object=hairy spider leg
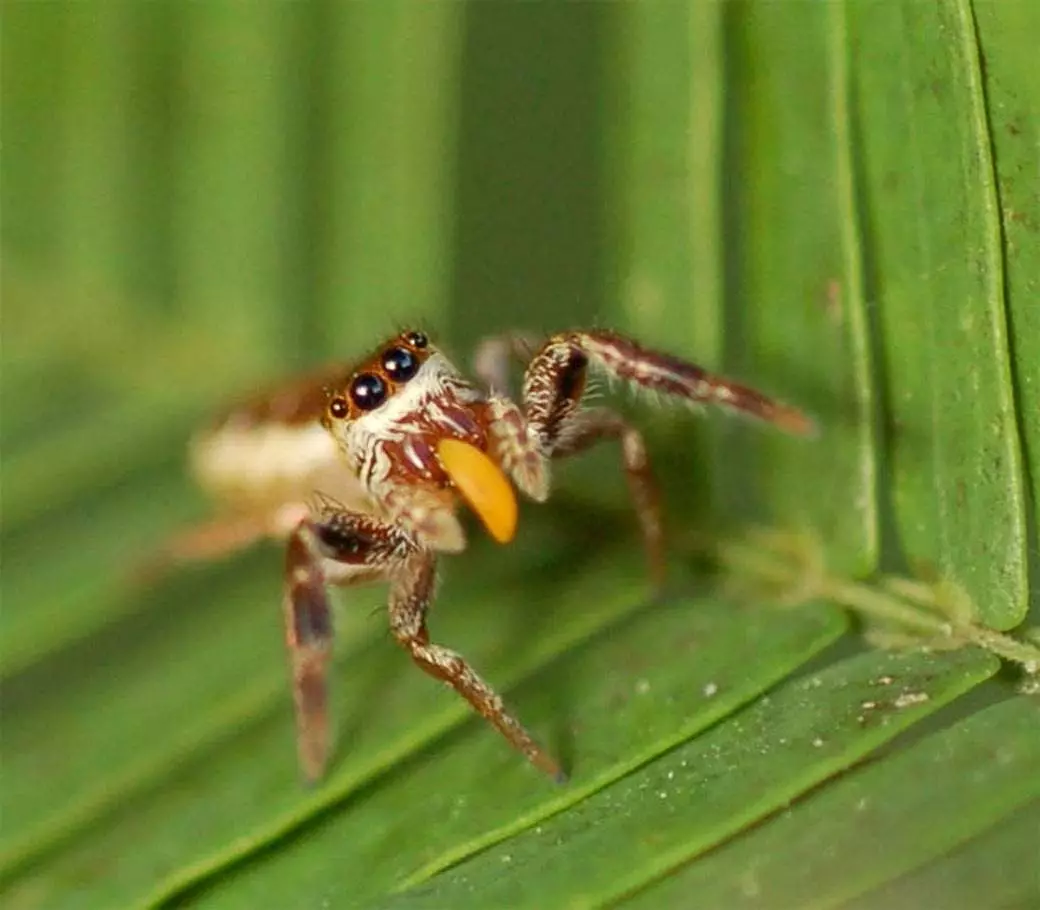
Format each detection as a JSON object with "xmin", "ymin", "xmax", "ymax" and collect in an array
[
  {"xmin": 284, "ymin": 505, "xmax": 562, "ymax": 783},
  {"xmin": 283, "ymin": 509, "xmax": 396, "ymax": 782},
  {"xmin": 476, "ymin": 333, "xmax": 665, "ymax": 584},
  {"xmin": 476, "ymin": 329, "xmax": 813, "ymax": 586},
  {"xmin": 556, "ymin": 330, "xmax": 815, "ymax": 436}
]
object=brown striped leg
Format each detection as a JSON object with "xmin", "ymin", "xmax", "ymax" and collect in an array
[
  {"xmin": 524, "ymin": 330, "xmax": 815, "ymax": 437},
  {"xmin": 283, "ymin": 509, "xmax": 416, "ymax": 782},
  {"xmin": 387, "ymin": 550, "xmax": 565, "ymax": 782},
  {"xmin": 552, "ymin": 408, "xmax": 665, "ymax": 586},
  {"xmin": 511, "ymin": 330, "xmax": 813, "ymax": 582}
]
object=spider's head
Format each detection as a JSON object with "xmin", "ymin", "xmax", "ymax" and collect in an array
[{"xmin": 321, "ymin": 329, "xmax": 518, "ymax": 545}]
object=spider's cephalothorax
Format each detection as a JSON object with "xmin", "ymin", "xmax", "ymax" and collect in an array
[{"xmin": 174, "ymin": 328, "xmax": 813, "ymax": 783}]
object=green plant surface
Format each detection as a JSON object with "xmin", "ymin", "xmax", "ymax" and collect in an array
[
  {"xmin": 850, "ymin": 0, "xmax": 1028, "ymax": 631},
  {"xmin": 839, "ymin": 799, "xmax": 1040, "ymax": 910},
  {"xmin": 165, "ymin": 593, "xmax": 845, "ymax": 909},
  {"xmin": 3, "ymin": 2, "xmax": 1038, "ymax": 909},
  {"xmin": 2, "ymin": 536, "xmax": 648, "ymax": 891},
  {"xmin": 626, "ymin": 695, "xmax": 1040, "ymax": 910},
  {"xmin": 356, "ymin": 649, "xmax": 999, "ymax": 910},
  {"xmin": 718, "ymin": 1, "xmax": 878, "ymax": 577},
  {"xmin": 972, "ymin": 1, "xmax": 1040, "ymax": 603}
]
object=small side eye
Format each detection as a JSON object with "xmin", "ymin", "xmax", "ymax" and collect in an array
[
  {"xmin": 382, "ymin": 346, "xmax": 420, "ymax": 382},
  {"xmin": 328, "ymin": 396, "xmax": 350, "ymax": 420},
  {"xmin": 349, "ymin": 373, "xmax": 388, "ymax": 411},
  {"xmin": 404, "ymin": 330, "xmax": 428, "ymax": 349}
]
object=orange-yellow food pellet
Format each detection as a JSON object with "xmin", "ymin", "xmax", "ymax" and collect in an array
[{"xmin": 436, "ymin": 439, "xmax": 518, "ymax": 544}]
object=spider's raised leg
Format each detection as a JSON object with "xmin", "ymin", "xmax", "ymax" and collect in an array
[
  {"xmin": 388, "ymin": 548, "xmax": 564, "ymax": 781},
  {"xmin": 525, "ymin": 330, "xmax": 814, "ymax": 439},
  {"xmin": 495, "ymin": 330, "xmax": 812, "ymax": 584}
]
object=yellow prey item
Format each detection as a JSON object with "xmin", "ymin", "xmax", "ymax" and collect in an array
[{"xmin": 436, "ymin": 438, "xmax": 518, "ymax": 544}]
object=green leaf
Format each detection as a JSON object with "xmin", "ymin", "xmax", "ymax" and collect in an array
[
  {"xmin": 719, "ymin": 0, "xmax": 878, "ymax": 576},
  {"xmin": 973, "ymin": 1, "xmax": 1040, "ymax": 626},
  {"xmin": 626, "ymin": 695, "xmax": 1040, "ymax": 910},
  {"xmin": 3, "ymin": 2, "xmax": 1038, "ymax": 909},
  {"xmin": 360, "ymin": 649, "xmax": 999, "ymax": 909},
  {"xmin": 169, "ymin": 594, "xmax": 845, "ymax": 908},
  {"xmin": 849, "ymin": 0, "xmax": 1028, "ymax": 630},
  {"xmin": 839, "ymin": 799, "xmax": 1040, "ymax": 910}
]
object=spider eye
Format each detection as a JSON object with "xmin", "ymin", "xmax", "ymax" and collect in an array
[
  {"xmin": 349, "ymin": 373, "xmax": 388, "ymax": 411},
  {"xmin": 404, "ymin": 330, "xmax": 428, "ymax": 349},
  {"xmin": 328, "ymin": 396, "xmax": 350, "ymax": 420},
  {"xmin": 382, "ymin": 346, "xmax": 420, "ymax": 382}
]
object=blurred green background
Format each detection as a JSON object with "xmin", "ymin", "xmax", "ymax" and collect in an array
[{"xmin": 3, "ymin": 2, "xmax": 1038, "ymax": 908}]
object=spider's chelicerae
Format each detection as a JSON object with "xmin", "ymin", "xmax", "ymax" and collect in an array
[{"xmin": 176, "ymin": 328, "xmax": 812, "ymax": 783}]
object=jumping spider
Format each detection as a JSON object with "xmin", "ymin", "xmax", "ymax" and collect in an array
[{"xmin": 173, "ymin": 328, "xmax": 812, "ymax": 783}]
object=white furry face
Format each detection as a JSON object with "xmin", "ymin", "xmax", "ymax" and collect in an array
[
  {"xmin": 321, "ymin": 335, "xmax": 489, "ymax": 496},
  {"xmin": 340, "ymin": 353, "xmax": 477, "ymax": 469}
]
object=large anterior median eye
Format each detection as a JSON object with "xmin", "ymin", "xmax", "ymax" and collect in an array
[
  {"xmin": 349, "ymin": 373, "xmax": 388, "ymax": 411},
  {"xmin": 382, "ymin": 346, "xmax": 420, "ymax": 382}
]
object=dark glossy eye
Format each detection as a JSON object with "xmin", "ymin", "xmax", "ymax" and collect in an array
[
  {"xmin": 382, "ymin": 346, "xmax": 420, "ymax": 382},
  {"xmin": 404, "ymin": 330, "xmax": 428, "ymax": 349},
  {"xmin": 328, "ymin": 396, "xmax": 350, "ymax": 420},
  {"xmin": 349, "ymin": 373, "xmax": 388, "ymax": 411}
]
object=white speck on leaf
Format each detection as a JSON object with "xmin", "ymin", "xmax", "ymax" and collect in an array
[
  {"xmin": 893, "ymin": 691, "xmax": 929, "ymax": 709},
  {"xmin": 703, "ymin": 681, "xmax": 718, "ymax": 698},
  {"xmin": 812, "ymin": 737, "xmax": 825, "ymax": 747},
  {"xmin": 635, "ymin": 678, "xmax": 651, "ymax": 695},
  {"xmin": 741, "ymin": 871, "xmax": 761, "ymax": 898}
]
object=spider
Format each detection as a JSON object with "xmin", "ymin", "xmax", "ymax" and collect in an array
[{"xmin": 171, "ymin": 328, "xmax": 812, "ymax": 783}]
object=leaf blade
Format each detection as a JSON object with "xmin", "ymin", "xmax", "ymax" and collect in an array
[
  {"xmin": 849, "ymin": 0, "xmax": 1028, "ymax": 628},
  {"xmin": 369, "ymin": 649, "xmax": 999, "ymax": 909},
  {"xmin": 170, "ymin": 595, "xmax": 846, "ymax": 909},
  {"xmin": 625, "ymin": 695, "xmax": 1040, "ymax": 910}
]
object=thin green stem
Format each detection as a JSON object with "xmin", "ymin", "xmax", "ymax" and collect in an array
[{"xmin": 696, "ymin": 531, "xmax": 1040, "ymax": 675}]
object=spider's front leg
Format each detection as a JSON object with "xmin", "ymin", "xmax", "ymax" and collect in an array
[
  {"xmin": 285, "ymin": 502, "xmax": 561, "ymax": 783},
  {"xmin": 284, "ymin": 506, "xmax": 408, "ymax": 782},
  {"xmin": 542, "ymin": 330, "xmax": 815, "ymax": 436},
  {"xmin": 480, "ymin": 329, "xmax": 813, "ymax": 587},
  {"xmin": 478, "ymin": 332, "xmax": 668, "ymax": 584},
  {"xmin": 387, "ymin": 548, "xmax": 564, "ymax": 782}
]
